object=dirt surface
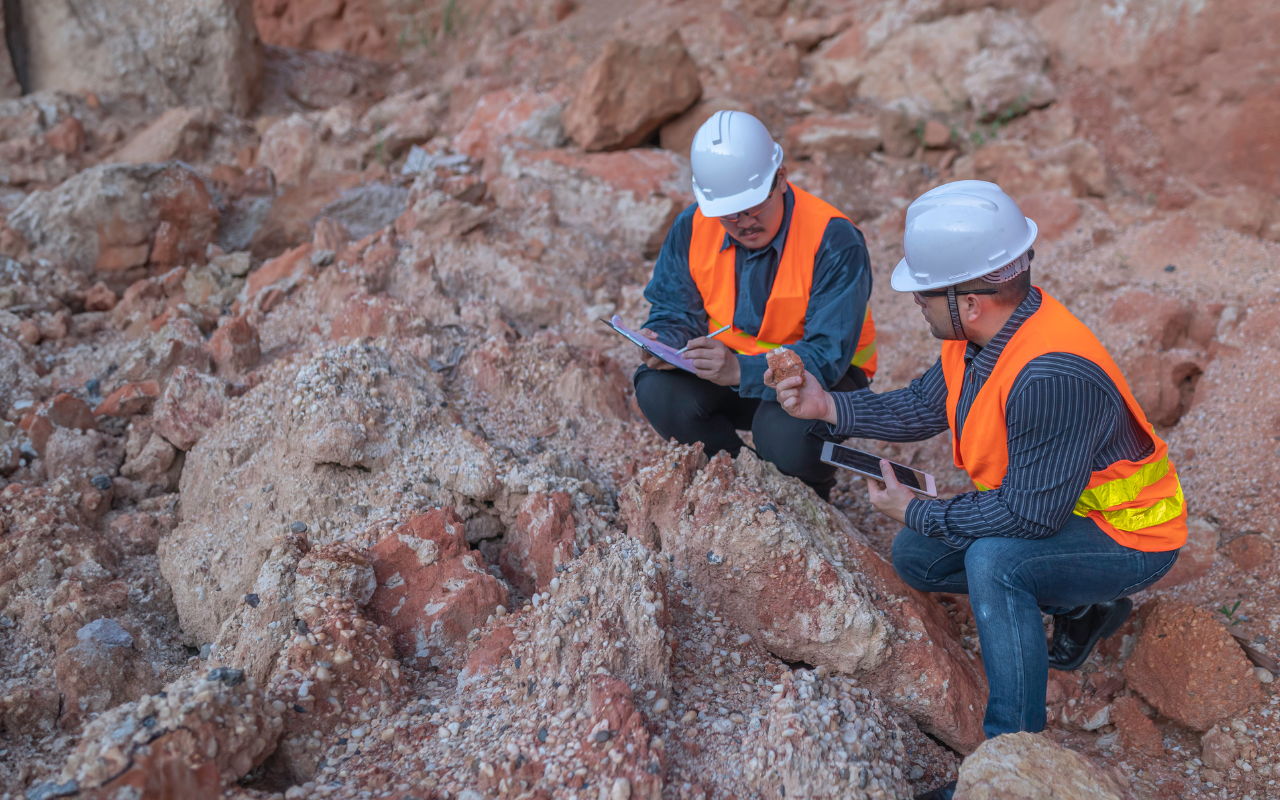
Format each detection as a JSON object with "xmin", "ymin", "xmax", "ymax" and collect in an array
[{"xmin": 0, "ymin": 0, "xmax": 1277, "ymax": 798}]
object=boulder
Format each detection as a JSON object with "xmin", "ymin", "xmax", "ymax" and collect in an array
[
  {"xmin": 152, "ymin": 366, "xmax": 228, "ymax": 451},
  {"xmin": 563, "ymin": 31, "xmax": 703, "ymax": 151},
  {"xmin": 112, "ymin": 107, "xmax": 216, "ymax": 164},
  {"xmin": 619, "ymin": 445, "xmax": 987, "ymax": 753},
  {"xmin": 21, "ymin": 0, "xmax": 261, "ymax": 115},
  {"xmin": 7, "ymin": 163, "xmax": 219, "ymax": 282},
  {"xmin": 659, "ymin": 98, "xmax": 755, "ymax": 158},
  {"xmin": 1124, "ymin": 598, "xmax": 1264, "ymax": 731},
  {"xmin": 498, "ymin": 491, "xmax": 578, "ymax": 596},
  {"xmin": 784, "ymin": 113, "xmax": 882, "ymax": 159},
  {"xmin": 954, "ymin": 732, "xmax": 1129, "ymax": 799},
  {"xmin": 814, "ymin": 9, "xmax": 1055, "ymax": 119},
  {"xmin": 52, "ymin": 668, "xmax": 281, "ymax": 796},
  {"xmin": 367, "ymin": 509, "xmax": 508, "ymax": 660}
]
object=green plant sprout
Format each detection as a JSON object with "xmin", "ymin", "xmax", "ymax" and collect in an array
[{"xmin": 1218, "ymin": 599, "xmax": 1243, "ymax": 626}]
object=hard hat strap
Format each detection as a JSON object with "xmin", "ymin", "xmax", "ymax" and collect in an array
[{"xmin": 946, "ymin": 286, "xmax": 967, "ymax": 341}]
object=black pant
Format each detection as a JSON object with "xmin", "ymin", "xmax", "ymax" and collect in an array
[{"xmin": 634, "ymin": 365, "xmax": 867, "ymax": 500}]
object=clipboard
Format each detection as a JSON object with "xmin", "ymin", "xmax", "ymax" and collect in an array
[{"xmin": 600, "ymin": 315, "xmax": 696, "ymax": 373}]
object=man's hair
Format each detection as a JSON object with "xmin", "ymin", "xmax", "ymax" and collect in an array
[{"xmin": 956, "ymin": 268, "xmax": 1031, "ymax": 308}]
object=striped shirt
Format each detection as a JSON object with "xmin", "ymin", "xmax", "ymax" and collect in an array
[{"xmin": 828, "ymin": 288, "xmax": 1154, "ymax": 544}]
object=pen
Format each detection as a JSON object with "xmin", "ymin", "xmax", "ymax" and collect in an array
[{"xmin": 676, "ymin": 325, "xmax": 732, "ymax": 354}]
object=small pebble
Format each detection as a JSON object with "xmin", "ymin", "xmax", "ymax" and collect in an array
[
  {"xmin": 1259, "ymin": 668, "xmax": 1275, "ymax": 684},
  {"xmin": 290, "ymin": 521, "xmax": 308, "ymax": 534}
]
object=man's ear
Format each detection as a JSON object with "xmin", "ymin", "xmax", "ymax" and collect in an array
[{"xmin": 963, "ymin": 294, "xmax": 984, "ymax": 323}]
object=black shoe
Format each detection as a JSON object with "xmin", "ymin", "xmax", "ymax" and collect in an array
[
  {"xmin": 914, "ymin": 780, "xmax": 956, "ymax": 800},
  {"xmin": 1046, "ymin": 599, "xmax": 1132, "ymax": 671}
]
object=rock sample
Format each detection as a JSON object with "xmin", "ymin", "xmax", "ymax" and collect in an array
[
  {"xmin": 1124, "ymin": 598, "xmax": 1264, "ymax": 730},
  {"xmin": 954, "ymin": 732, "xmax": 1129, "ymax": 799},
  {"xmin": 564, "ymin": 31, "xmax": 702, "ymax": 151},
  {"xmin": 620, "ymin": 445, "xmax": 987, "ymax": 753},
  {"xmin": 20, "ymin": 0, "xmax": 262, "ymax": 115},
  {"xmin": 765, "ymin": 347, "xmax": 806, "ymax": 386}
]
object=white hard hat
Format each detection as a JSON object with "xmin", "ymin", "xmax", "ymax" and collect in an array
[
  {"xmin": 690, "ymin": 111, "xmax": 785, "ymax": 218},
  {"xmin": 890, "ymin": 181, "xmax": 1038, "ymax": 292}
]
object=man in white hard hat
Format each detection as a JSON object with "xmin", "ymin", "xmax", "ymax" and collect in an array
[
  {"xmin": 769, "ymin": 181, "xmax": 1185, "ymax": 797},
  {"xmin": 634, "ymin": 110, "xmax": 878, "ymax": 500}
]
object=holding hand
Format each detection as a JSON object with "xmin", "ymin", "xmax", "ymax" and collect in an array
[
  {"xmin": 683, "ymin": 336, "xmax": 741, "ymax": 386},
  {"xmin": 866, "ymin": 458, "xmax": 915, "ymax": 524},
  {"xmin": 765, "ymin": 367, "xmax": 838, "ymax": 424},
  {"xmin": 638, "ymin": 329, "xmax": 676, "ymax": 371}
]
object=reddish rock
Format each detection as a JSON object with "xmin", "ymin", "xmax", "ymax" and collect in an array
[
  {"xmin": 785, "ymin": 113, "xmax": 881, "ymax": 158},
  {"xmin": 367, "ymin": 509, "xmax": 509, "ymax": 660},
  {"xmin": 458, "ymin": 625, "xmax": 515, "ymax": 689},
  {"xmin": 1110, "ymin": 695, "xmax": 1164, "ymax": 757},
  {"xmin": 152, "ymin": 367, "xmax": 228, "ymax": 451},
  {"xmin": 499, "ymin": 491, "xmax": 578, "ymax": 596},
  {"xmin": 923, "ymin": 119, "xmax": 953, "ymax": 148},
  {"xmin": 84, "ymin": 281, "xmax": 118, "ymax": 312},
  {"xmin": 55, "ymin": 618, "xmax": 160, "ymax": 728},
  {"xmin": 44, "ymin": 116, "xmax": 86, "ymax": 156},
  {"xmin": 94, "ymin": 381, "xmax": 161, "ymax": 418},
  {"xmin": 1223, "ymin": 535, "xmax": 1274, "ymax": 572},
  {"xmin": 620, "ymin": 445, "xmax": 987, "ymax": 753},
  {"xmin": 257, "ymin": 114, "xmax": 317, "ymax": 185},
  {"xmin": 49, "ymin": 393, "xmax": 98, "ymax": 432},
  {"xmin": 1199, "ymin": 726, "xmax": 1238, "ymax": 771},
  {"xmin": 245, "ymin": 242, "xmax": 314, "ymax": 302},
  {"xmin": 1017, "ymin": 192, "xmax": 1082, "ymax": 241},
  {"xmin": 563, "ymin": 31, "xmax": 703, "ymax": 151},
  {"xmin": 1124, "ymin": 598, "xmax": 1264, "ymax": 731},
  {"xmin": 781, "ymin": 15, "xmax": 851, "ymax": 51},
  {"xmin": 329, "ymin": 294, "xmax": 423, "ymax": 341},
  {"xmin": 206, "ymin": 316, "xmax": 262, "ymax": 377},
  {"xmin": 577, "ymin": 675, "xmax": 664, "ymax": 799},
  {"xmin": 455, "ymin": 89, "xmax": 568, "ymax": 162},
  {"xmin": 113, "ymin": 107, "xmax": 214, "ymax": 165},
  {"xmin": 765, "ymin": 347, "xmax": 806, "ymax": 386},
  {"xmin": 312, "ymin": 216, "xmax": 350, "ymax": 251},
  {"xmin": 954, "ymin": 732, "xmax": 1128, "ymax": 799}
]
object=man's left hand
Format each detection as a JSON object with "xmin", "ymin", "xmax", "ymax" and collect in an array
[
  {"xmin": 684, "ymin": 337, "xmax": 741, "ymax": 386},
  {"xmin": 867, "ymin": 459, "xmax": 915, "ymax": 524}
]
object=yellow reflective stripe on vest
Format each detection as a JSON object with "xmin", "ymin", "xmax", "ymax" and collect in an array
[
  {"xmin": 851, "ymin": 339, "xmax": 878, "ymax": 368},
  {"xmin": 1094, "ymin": 481, "xmax": 1185, "ymax": 531},
  {"xmin": 1073, "ymin": 457, "xmax": 1170, "ymax": 514}
]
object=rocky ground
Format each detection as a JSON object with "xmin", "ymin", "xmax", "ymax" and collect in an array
[{"xmin": 0, "ymin": 0, "xmax": 1277, "ymax": 798}]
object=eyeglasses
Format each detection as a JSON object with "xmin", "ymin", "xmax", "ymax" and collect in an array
[
  {"xmin": 719, "ymin": 173, "xmax": 782, "ymax": 223},
  {"xmin": 912, "ymin": 287, "xmax": 999, "ymax": 305}
]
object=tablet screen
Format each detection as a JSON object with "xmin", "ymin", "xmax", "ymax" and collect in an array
[{"xmin": 827, "ymin": 445, "xmax": 924, "ymax": 491}]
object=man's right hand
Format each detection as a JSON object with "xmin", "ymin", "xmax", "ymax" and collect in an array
[
  {"xmin": 639, "ymin": 328, "xmax": 676, "ymax": 370},
  {"xmin": 765, "ymin": 368, "xmax": 838, "ymax": 424}
]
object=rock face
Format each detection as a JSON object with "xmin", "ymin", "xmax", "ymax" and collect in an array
[
  {"xmin": 1124, "ymin": 598, "xmax": 1264, "ymax": 731},
  {"xmin": 563, "ymin": 31, "xmax": 703, "ymax": 151},
  {"xmin": 954, "ymin": 732, "xmax": 1129, "ymax": 799},
  {"xmin": 498, "ymin": 491, "xmax": 577, "ymax": 596},
  {"xmin": 21, "ymin": 0, "xmax": 262, "ymax": 114},
  {"xmin": 620, "ymin": 445, "xmax": 987, "ymax": 753},
  {"xmin": 813, "ymin": 9, "xmax": 1056, "ymax": 118},
  {"xmin": 7, "ymin": 163, "xmax": 219, "ymax": 283}
]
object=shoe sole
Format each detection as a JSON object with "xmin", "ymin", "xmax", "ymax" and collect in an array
[{"xmin": 1047, "ymin": 598, "xmax": 1133, "ymax": 671}]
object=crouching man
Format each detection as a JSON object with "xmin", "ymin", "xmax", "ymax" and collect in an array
[{"xmin": 769, "ymin": 181, "xmax": 1184, "ymax": 800}]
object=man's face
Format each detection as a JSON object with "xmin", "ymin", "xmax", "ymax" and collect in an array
[
  {"xmin": 717, "ymin": 170, "xmax": 787, "ymax": 250},
  {"xmin": 914, "ymin": 292, "xmax": 957, "ymax": 341}
]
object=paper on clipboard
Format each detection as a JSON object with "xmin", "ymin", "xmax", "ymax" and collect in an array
[{"xmin": 601, "ymin": 315, "xmax": 696, "ymax": 373}]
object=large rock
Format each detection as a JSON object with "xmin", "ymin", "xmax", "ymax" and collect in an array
[
  {"xmin": 620, "ymin": 445, "xmax": 987, "ymax": 753},
  {"xmin": 367, "ymin": 509, "xmax": 508, "ymax": 661},
  {"xmin": 563, "ymin": 30, "xmax": 702, "ymax": 151},
  {"xmin": 51, "ymin": 669, "xmax": 281, "ymax": 797},
  {"xmin": 813, "ymin": 9, "xmax": 1056, "ymax": 119},
  {"xmin": 498, "ymin": 491, "xmax": 577, "ymax": 596},
  {"xmin": 954, "ymin": 732, "xmax": 1129, "ymax": 799},
  {"xmin": 1124, "ymin": 598, "xmax": 1264, "ymax": 730},
  {"xmin": 20, "ymin": 0, "xmax": 262, "ymax": 115},
  {"xmin": 152, "ymin": 366, "xmax": 228, "ymax": 451},
  {"xmin": 7, "ymin": 163, "xmax": 219, "ymax": 283}
]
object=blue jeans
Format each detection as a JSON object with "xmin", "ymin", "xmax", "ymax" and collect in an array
[{"xmin": 891, "ymin": 514, "xmax": 1179, "ymax": 739}]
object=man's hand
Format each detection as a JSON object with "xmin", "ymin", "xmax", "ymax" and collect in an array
[
  {"xmin": 765, "ymin": 368, "xmax": 837, "ymax": 424},
  {"xmin": 867, "ymin": 459, "xmax": 915, "ymax": 524},
  {"xmin": 684, "ymin": 337, "xmax": 741, "ymax": 386},
  {"xmin": 638, "ymin": 329, "xmax": 675, "ymax": 371}
]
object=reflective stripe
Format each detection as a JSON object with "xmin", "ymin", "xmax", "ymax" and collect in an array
[
  {"xmin": 1096, "ymin": 481, "xmax": 1185, "ymax": 531},
  {"xmin": 1073, "ymin": 457, "xmax": 1171, "ymax": 514},
  {"xmin": 851, "ymin": 339, "xmax": 878, "ymax": 368}
]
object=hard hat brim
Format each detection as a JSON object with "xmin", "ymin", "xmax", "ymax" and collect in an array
[
  {"xmin": 692, "ymin": 143, "xmax": 784, "ymax": 218},
  {"xmin": 890, "ymin": 218, "xmax": 1039, "ymax": 292}
]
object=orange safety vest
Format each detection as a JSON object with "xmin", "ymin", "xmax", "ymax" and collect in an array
[
  {"xmin": 688, "ymin": 184, "xmax": 879, "ymax": 379},
  {"xmin": 940, "ymin": 289, "xmax": 1187, "ymax": 552}
]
